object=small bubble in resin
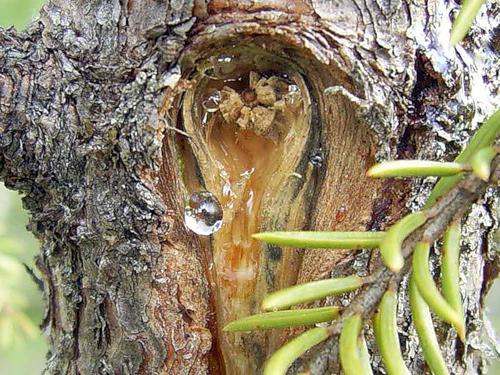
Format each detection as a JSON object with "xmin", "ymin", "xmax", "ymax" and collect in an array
[
  {"xmin": 310, "ymin": 148, "xmax": 324, "ymax": 167},
  {"xmin": 184, "ymin": 191, "xmax": 223, "ymax": 235},
  {"xmin": 202, "ymin": 90, "xmax": 221, "ymax": 113}
]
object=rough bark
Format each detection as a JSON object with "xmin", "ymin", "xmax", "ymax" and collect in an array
[{"xmin": 0, "ymin": 0, "xmax": 498, "ymax": 374}]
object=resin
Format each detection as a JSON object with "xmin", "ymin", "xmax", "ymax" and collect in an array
[
  {"xmin": 184, "ymin": 191, "xmax": 223, "ymax": 235},
  {"xmin": 181, "ymin": 47, "xmax": 313, "ymax": 373}
]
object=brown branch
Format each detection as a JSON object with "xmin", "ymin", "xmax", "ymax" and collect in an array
[{"xmin": 295, "ymin": 155, "xmax": 500, "ymax": 374}]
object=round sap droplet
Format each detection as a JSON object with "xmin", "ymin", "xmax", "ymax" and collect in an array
[
  {"xmin": 202, "ymin": 90, "xmax": 221, "ymax": 113},
  {"xmin": 184, "ymin": 191, "xmax": 223, "ymax": 235}
]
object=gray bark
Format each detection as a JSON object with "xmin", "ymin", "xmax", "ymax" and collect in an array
[{"xmin": 0, "ymin": 0, "xmax": 498, "ymax": 374}]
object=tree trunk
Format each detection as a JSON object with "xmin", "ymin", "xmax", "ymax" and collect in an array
[{"xmin": 0, "ymin": 0, "xmax": 498, "ymax": 374}]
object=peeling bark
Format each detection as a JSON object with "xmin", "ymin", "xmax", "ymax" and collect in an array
[{"xmin": 0, "ymin": 0, "xmax": 498, "ymax": 374}]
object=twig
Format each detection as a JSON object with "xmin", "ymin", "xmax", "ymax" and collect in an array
[
  {"xmin": 159, "ymin": 118, "xmax": 191, "ymax": 138},
  {"xmin": 23, "ymin": 263, "xmax": 44, "ymax": 292},
  {"xmin": 295, "ymin": 155, "xmax": 500, "ymax": 374}
]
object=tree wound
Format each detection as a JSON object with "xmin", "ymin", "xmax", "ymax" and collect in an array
[
  {"xmin": 161, "ymin": 43, "xmax": 380, "ymax": 373},
  {"xmin": 177, "ymin": 47, "xmax": 313, "ymax": 372}
]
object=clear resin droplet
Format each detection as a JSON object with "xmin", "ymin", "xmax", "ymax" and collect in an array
[
  {"xmin": 184, "ymin": 191, "xmax": 223, "ymax": 235},
  {"xmin": 202, "ymin": 90, "xmax": 221, "ymax": 113},
  {"xmin": 310, "ymin": 148, "xmax": 324, "ymax": 167}
]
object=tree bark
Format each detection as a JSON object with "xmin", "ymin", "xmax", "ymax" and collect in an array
[{"xmin": 0, "ymin": 0, "xmax": 498, "ymax": 374}]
